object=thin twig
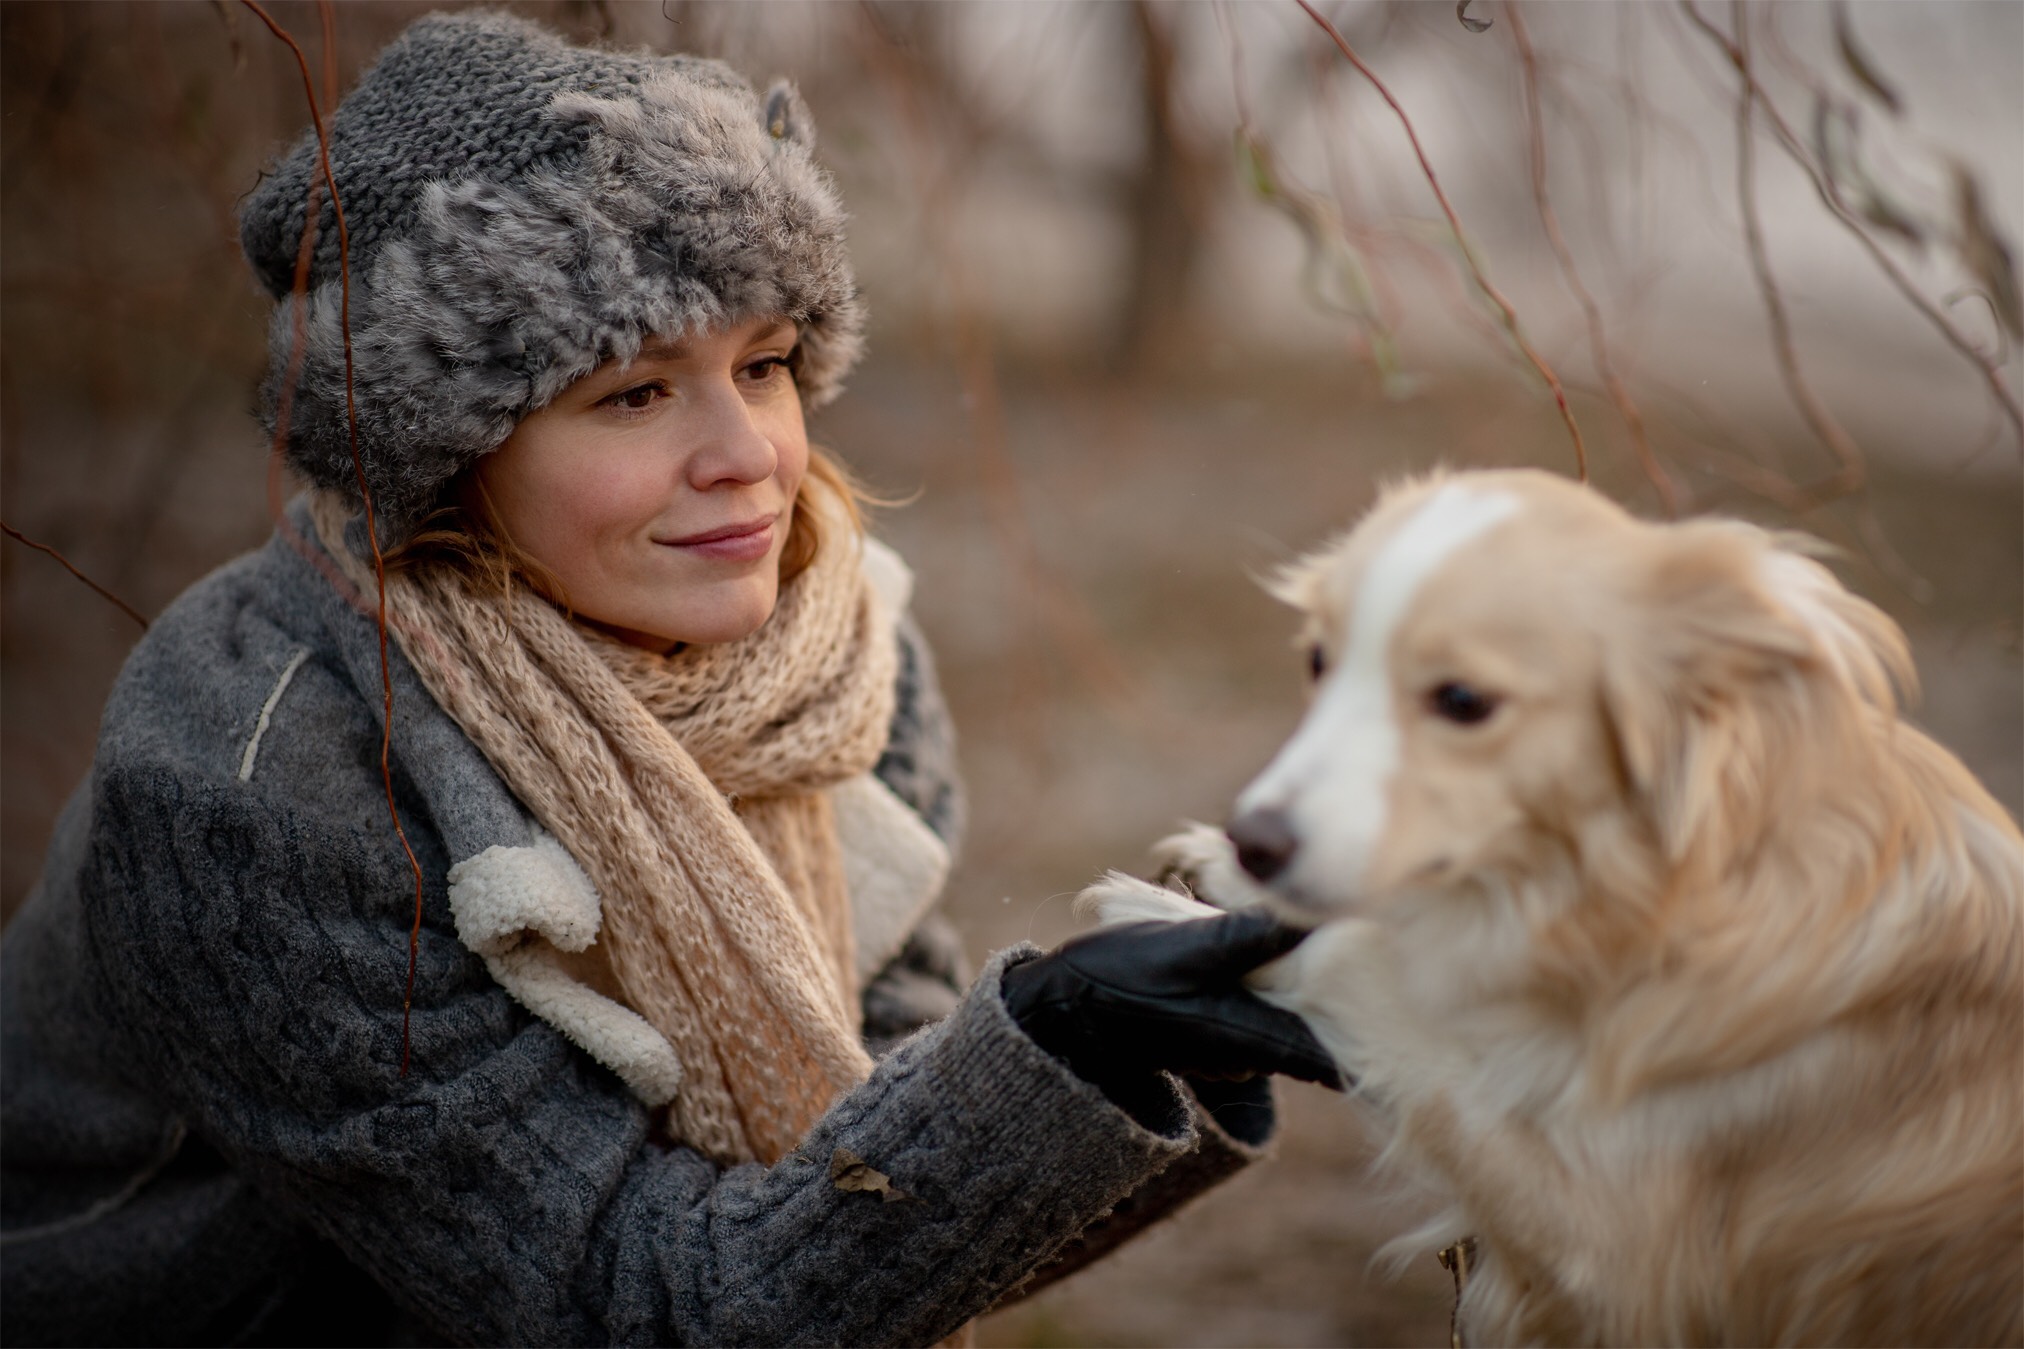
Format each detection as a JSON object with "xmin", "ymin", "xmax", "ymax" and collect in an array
[
  {"xmin": 1721, "ymin": 0, "xmax": 1867, "ymax": 502},
  {"xmin": 849, "ymin": 5, "xmax": 1076, "ymax": 863},
  {"xmin": 852, "ymin": 3, "xmax": 1141, "ymax": 722},
  {"xmin": 1213, "ymin": 0, "xmax": 1253, "ymax": 134},
  {"xmin": 1617, "ymin": 6, "xmax": 1654, "ymax": 279},
  {"xmin": 1, "ymin": 523, "xmax": 149, "ymax": 630},
  {"xmin": 1223, "ymin": 3, "xmax": 1409, "ymax": 383},
  {"xmin": 1629, "ymin": 367, "xmax": 1868, "ymax": 518},
  {"xmin": 1294, "ymin": 0, "xmax": 1588, "ymax": 482},
  {"xmin": 242, "ymin": 0, "xmax": 430, "ymax": 1077},
  {"xmin": 1313, "ymin": 52, "xmax": 1402, "ymax": 328},
  {"xmin": 318, "ymin": 0, "xmax": 337, "ymax": 107},
  {"xmin": 259, "ymin": 148, "xmax": 397, "ymax": 639},
  {"xmin": 1508, "ymin": 3, "xmax": 1680, "ymax": 514},
  {"xmin": 1943, "ymin": 288, "xmax": 2013, "ymax": 367},
  {"xmin": 1556, "ymin": 372, "xmax": 1935, "ymax": 603},
  {"xmin": 1679, "ymin": 0, "xmax": 2023, "ymax": 451}
]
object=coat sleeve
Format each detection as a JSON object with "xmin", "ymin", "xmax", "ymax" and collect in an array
[
  {"xmin": 994, "ymin": 1077, "xmax": 1279, "ymax": 1305},
  {"xmin": 860, "ymin": 609, "xmax": 1284, "ymax": 1280},
  {"xmin": 79, "ymin": 761, "xmax": 1198, "ymax": 1348}
]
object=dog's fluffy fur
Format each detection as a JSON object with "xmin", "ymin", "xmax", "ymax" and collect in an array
[{"xmin": 1086, "ymin": 470, "xmax": 2023, "ymax": 1346}]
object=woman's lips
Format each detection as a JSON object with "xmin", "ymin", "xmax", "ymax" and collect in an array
[{"xmin": 660, "ymin": 515, "xmax": 776, "ymax": 562}]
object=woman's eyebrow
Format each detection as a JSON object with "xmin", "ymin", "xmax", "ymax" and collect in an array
[
  {"xmin": 614, "ymin": 326, "xmax": 798, "ymax": 374},
  {"xmin": 587, "ymin": 341, "xmax": 688, "ymax": 387}
]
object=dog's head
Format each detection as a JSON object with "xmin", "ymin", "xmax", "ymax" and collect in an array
[{"xmin": 1229, "ymin": 469, "xmax": 1912, "ymax": 921}]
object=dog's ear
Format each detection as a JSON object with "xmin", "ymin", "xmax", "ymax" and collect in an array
[
  {"xmin": 1599, "ymin": 521, "xmax": 1822, "ymax": 865},
  {"xmin": 1755, "ymin": 537, "xmax": 1916, "ymax": 713}
]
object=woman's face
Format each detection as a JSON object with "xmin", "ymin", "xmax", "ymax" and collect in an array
[{"xmin": 477, "ymin": 315, "xmax": 809, "ymax": 650}]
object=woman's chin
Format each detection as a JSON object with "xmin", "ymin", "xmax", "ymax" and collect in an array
[
  {"xmin": 591, "ymin": 579, "xmax": 781, "ymax": 651},
  {"xmin": 673, "ymin": 607, "xmax": 776, "ymax": 647}
]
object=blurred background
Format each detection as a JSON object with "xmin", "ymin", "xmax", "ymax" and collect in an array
[{"xmin": 4, "ymin": 2, "xmax": 2019, "ymax": 1344}]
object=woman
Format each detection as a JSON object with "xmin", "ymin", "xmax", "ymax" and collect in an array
[{"xmin": 0, "ymin": 14, "xmax": 1336, "ymax": 1345}]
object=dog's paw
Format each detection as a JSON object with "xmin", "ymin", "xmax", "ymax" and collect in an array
[
  {"xmin": 1074, "ymin": 870, "xmax": 1223, "ymax": 928},
  {"xmin": 1151, "ymin": 822, "xmax": 1274, "ymax": 912}
]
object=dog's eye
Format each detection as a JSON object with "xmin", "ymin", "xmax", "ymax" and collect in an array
[
  {"xmin": 1429, "ymin": 681, "xmax": 1499, "ymax": 725},
  {"xmin": 1307, "ymin": 645, "xmax": 1327, "ymax": 681}
]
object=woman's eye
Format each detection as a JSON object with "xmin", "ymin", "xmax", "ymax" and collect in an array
[
  {"xmin": 607, "ymin": 382, "xmax": 665, "ymax": 412},
  {"xmin": 1428, "ymin": 681, "xmax": 1499, "ymax": 725},
  {"xmin": 744, "ymin": 356, "xmax": 793, "ymax": 385},
  {"xmin": 1307, "ymin": 645, "xmax": 1327, "ymax": 681}
]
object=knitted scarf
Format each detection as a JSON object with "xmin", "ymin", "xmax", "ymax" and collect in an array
[{"xmin": 310, "ymin": 486, "xmax": 890, "ymax": 1165}]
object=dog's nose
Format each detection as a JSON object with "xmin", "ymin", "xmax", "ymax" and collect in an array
[{"xmin": 1227, "ymin": 809, "xmax": 1299, "ymax": 882}]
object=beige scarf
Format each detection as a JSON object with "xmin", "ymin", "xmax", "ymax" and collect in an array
[{"xmin": 311, "ymin": 486, "xmax": 892, "ymax": 1166}]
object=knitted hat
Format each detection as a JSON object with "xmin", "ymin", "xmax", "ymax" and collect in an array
[{"xmin": 240, "ymin": 11, "xmax": 865, "ymax": 541}]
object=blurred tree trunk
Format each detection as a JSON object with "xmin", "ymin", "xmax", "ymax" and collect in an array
[{"xmin": 1113, "ymin": 0, "xmax": 1212, "ymax": 376}]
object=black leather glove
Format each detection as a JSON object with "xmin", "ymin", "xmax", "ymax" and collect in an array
[{"xmin": 1001, "ymin": 912, "xmax": 1346, "ymax": 1096}]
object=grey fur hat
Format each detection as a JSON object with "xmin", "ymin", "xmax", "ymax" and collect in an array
[{"xmin": 240, "ymin": 10, "xmax": 864, "ymax": 541}]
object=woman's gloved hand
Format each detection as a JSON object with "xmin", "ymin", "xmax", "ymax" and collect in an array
[{"xmin": 1000, "ymin": 912, "xmax": 1346, "ymax": 1095}]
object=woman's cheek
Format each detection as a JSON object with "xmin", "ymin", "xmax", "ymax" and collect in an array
[{"xmin": 565, "ymin": 445, "xmax": 667, "ymax": 549}]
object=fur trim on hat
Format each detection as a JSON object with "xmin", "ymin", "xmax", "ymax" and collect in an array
[{"xmin": 243, "ymin": 13, "xmax": 864, "ymax": 541}]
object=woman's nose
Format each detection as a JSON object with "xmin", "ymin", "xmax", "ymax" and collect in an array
[{"xmin": 681, "ymin": 382, "xmax": 779, "ymax": 488}]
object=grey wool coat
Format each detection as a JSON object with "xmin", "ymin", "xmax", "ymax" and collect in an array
[{"xmin": 0, "ymin": 505, "xmax": 1275, "ymax": 1348}]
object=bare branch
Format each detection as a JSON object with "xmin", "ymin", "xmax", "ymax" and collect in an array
[
  {"xmin": 849, "ymin": 3, "xmax": 1144, "ymax": 734},
  {"xmin": 1508, "ymin": 3, "xmax": 1681, "ymax": 514},
  {"xmin": 1697, "ymin": 1, "xmax": 1871, "ymax": 504},
  {"xmin": 1679, "ymin": 0, "xmax": 2023, "ymax": 450},
  {"xmin": 241, "ymin": 0, "xmax": 431, "ymax": 1076},
  {"xmin": 1, "ymin": 522, "xmax": 150, "ymax": 630},
  {"xmin": 1294, "ymin": 0, "xmax": 1589, "ymax": 482}
]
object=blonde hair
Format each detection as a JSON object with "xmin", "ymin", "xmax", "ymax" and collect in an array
[{"xmin": 383, "ymin": 446, "xmax": 867, "ymax": 614}]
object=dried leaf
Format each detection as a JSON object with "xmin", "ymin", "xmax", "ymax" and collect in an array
[
  {"xmin": 830, "ymin": 1147, "xmax": 911, "ymax": 1203},
  {"xmin": 1810, "ymin": 94, "xmax": 1851, "ymax": 203},
  {"xmin": 1831, "ymin": 1, "xmax": 1902, "ymax": 117},
  {"xmin": 1239, "ymin": 134, "xmax": 1414, "ymax": 396},
  {"xmin": 1456, "ymin": 1, "xmax": 1491, "ymax": 33},
  {"xmin": 1856, "ymin": 185, "xmax": 1928, "ymax": 250},
  {"xmin": 1952, "ymin": 165, "xmax": 2023, "ymax": 338},
  {"xmin": 1811, "ymin": 96, "xmax": 1925, "ymax": 250},
  {"xmin": 210, "ymin": 0, "xmax": 245, "ymax": 73},
  {"xmin": 1238, "ymin": 134, "xmax": 1277, "ymax": 201}
]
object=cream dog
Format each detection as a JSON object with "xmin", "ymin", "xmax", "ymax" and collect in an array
[{"xmin": 1085, "ymin": 470, "xmax": 2023, "ymax": 1346}]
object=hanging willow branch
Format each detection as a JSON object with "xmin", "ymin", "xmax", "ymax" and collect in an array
[
  {"xmin": 1507, "ymin": 2, "xmax": 1679, "ymax": 513},
  {"xmin": 1294, "ymin": 0, "xmax": 1589, "ymax": 482},
  {"xmin": 241, "ymin": 0, "xmax": 432, "ymax": 1077},
  {"xmin": 1679, "ymin": 0, "xmax": 2022, "ymax": 451},
  {"xmin": 1724, "ymin": 0, "xmax": 1868, "ymax": 500}
]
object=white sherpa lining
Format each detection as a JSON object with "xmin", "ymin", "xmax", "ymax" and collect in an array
[
  {"xmin": 482, "ymin": 944, "xmax": 686, "ymax": 1106},
  {"xmin": 448, "ymin": 832, "xmax": 683, "ymax": 1105},
  {"xmin": 860, "ymin": 536, "xmax": 913, "ymax": 615},
  {"xmin": 836, "ymin": 773, "xmax": 951, "ymax": 983},
  {"xmin": 840, "ymin": 540, "xmax": 949, "ymax": 977},
  {"xmin": 448, "ymin": 830, "xmax": 602, "ymax": 953}
]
